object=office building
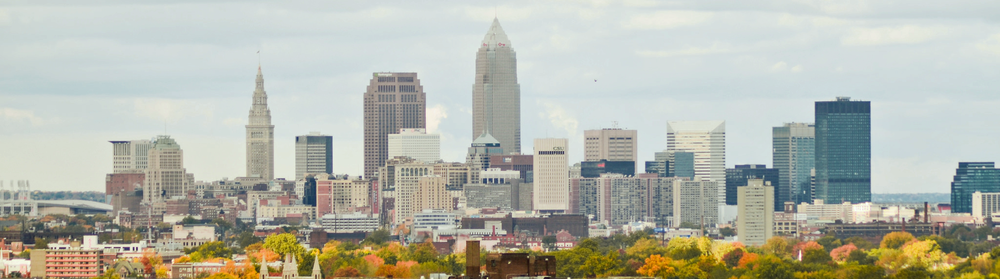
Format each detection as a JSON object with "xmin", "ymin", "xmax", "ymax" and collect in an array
[
  {"xmin": 773, "ymin": 123, "xmax": 815, "ymax": 204},
  {"xmin": 315, "ymin": 174, "xmax": 370, "ymax": 217},
  {"xmin": 246, "ymin": 66, "xmax": 275, "ymax": 180},
  {"xmin": 951, "ymin": 162, "xmax": 1000, "ymax": 213},
  {"xmin": 673, "ymin": 152, "xmax": 695, "ymax": 179},
  {"xmin": 584, "ymin": 128, "xmax": 637, "ymax": 162},
  {"xmin": 490, "ymin": 154, "xmax": 533, "ymax": 182},
  {"xmin": 414, "ymin": 176, "xmax": 452, "ymax": 216},
  {"xmin": 673, "ymin": 177, "xmax": 719, "ymax": 228},
  {"xmin": 667, "ymin": 121, "xmax": 726, "ymax": 218},
  {"xmin": 737, "ymin": 179, "xmax": 774, "ymax": 246},
  {"xmin": 321, "ymin": 212, "xmax": 379, "ymax": 233},
  {"xmin": 467, "ymin": 132, "xmax": 504, "ymax": 171},
  {"xmin": 580, "ymin": 160, "xmax": 636, "ymax": 178},
  {"xmin": 144, "ymin": 135, "xmax": 189, "ymax": 203},
  {"xmin": 815, "ymin": 97, "xmax": 871, "ymax": 204},
  {"xmin": 533, "ymin": 139, "xmax": 569, "ymax": 213},
  {"xmin": 363, "ymin": 72, "xmax": 426, "ymax": 179},
  {"xmin": 725, "ymin": 164, "xmax": 779, "ymax": 211},
  {"xmin": 295, "ymin": 132, "xmax": 333, "ymax": 180},
  {"xmin": 971, "ymin": 191, "xmax": 1000, "ymax": 220},
  {"xmin": 109, "ymin": 139, "xmax": 153, "ymax": 173},
  {"xmin": 473, "ymin": 18, "xmax": 521, "ymax": 154},
  {"xmin": 465, "ymin": 169, "xmax": 522, "ymax": 210},
  {"xmin": 570, "ymin": 173, "xmax": 675, "ymax": 226},
  {"xmin": 379, "ymin": 159, "xmax": 433, "ymax": 224},
  {"xmin": 388, "ymin": 128, "xmax": 440, "ymax": 163}
]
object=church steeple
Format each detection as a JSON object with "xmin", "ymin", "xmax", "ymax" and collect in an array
[{"xmin": 311, "ymin": 253, "xmax": 321, "ymax": 279}]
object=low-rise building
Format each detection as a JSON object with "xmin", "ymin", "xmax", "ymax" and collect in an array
[{"xmin": 320, "ymin": 212, "xmax": 379, "ymax": 233}]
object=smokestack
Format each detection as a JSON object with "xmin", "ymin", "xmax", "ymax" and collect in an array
[
  {"xmin": 924, "ymin": 202, "xmax": 929, "ymax": 223},
  {"xmin": 466, "ymin": 240, "xmax": 480, "ymax": 279}
]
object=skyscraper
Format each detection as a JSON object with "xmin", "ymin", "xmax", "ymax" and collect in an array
[
  {"xmin": 388, "ymin": 128, "xmax": 440, "ymax": 163},
  {"xmin": 473, "ymin": 18, "xmax": 521, "ymax": 154},
  {"xmin": 295, "ymin": 132, "xmax": 333, "ymax": 180},
  {"xmin": 737, "ymin": 179, "xmax": 774, "ymax": 246},
  {"xmin": 363, "ymin": 72, "xmax": 426, "ymax": 179},
  {"xmin": 246, "ymin": 66, "xmax": 275, "ymax": 180},
  {"xmin": 144, "ymin": 135, "xmax": 188, "ymax": 203},
  {"xmin": 951, "ymin": 162, "xmax": 1000, "ymax": 213},
  {"xmin": 110, "ymin": 139, "xmax": 153, "ymax": 173},
  {"xmin": 466, "ymin": 132, "xmax": 504, "ymax": 171},
  {"xmin": 584, "ymin": 128, "xmax": 637, "ymax": 162},
  {"xmin": 533, "ymin": 138, "xmax": 568, "ymax": 213},
  {"xmin": 772, "ymin": 123, "xmax": 815, "ymax": 205},
  {"xmin": 815, "ymin": 97, "xmax": 871, "ymax": 204},
  {"xmin": 667, "ymin": 121, "xmax": 726, "ymax": 219}
]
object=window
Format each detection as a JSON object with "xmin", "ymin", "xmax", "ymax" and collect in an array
[
  {"xmin": 397, "ymin": 76, "xmax": 414, "ymax": 82},
  {"xmin": 400, "ymin": 85, "xmax": 416, "ymax": 92},
  {"xmin": 377, "ymin": 76, "xmax": 395, "ymax": 82}
]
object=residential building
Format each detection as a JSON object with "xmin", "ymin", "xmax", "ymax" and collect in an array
[
  {"xmin": 952, "ymin": 163, "xmax": 1000, "ymax": 213},
  {"xmin": 315, "ymin": 174, "xmax": 370, "ymax": 217},
  {"xmin": 364, "ymin": 72, "xmax": 427, "ymax": 179},
  {"xmin": 257, "ymin": 204, "xmax": 316, "ymax": 221},
  {"xmin": 30, "ymin": 246, "xmax": 113, "ymax": 279},
  {"xmin": 295, "ymin": 132, "xmax": 333, "ymax": 180},
  {"xmin": 533, "ymin": 138, "xmax": 569, "ymax": 213},
  {"xmin": 773, "ymin": 123, "xmax": 816, "ymax": 204},
  {"xmin": 584, "ymin": 128, "xmax": 638, "ymax": 162},
  {"xmin": 580, "ymin": 160, "xmax": 635, "ymax": 178},
  {"xmin": 570, "ymin": 173, "xmax": 675, "ymax": 226},
  {"xmin": 109, "ymin": 139, "xmax": 153, "ymax": 173},
  {"xmin": 388, "ymin": 128, "xmax": 440, "ymax": 163},
  {"xmin": 725, "ymin": 164, "xmax": 780, "ymax": 211},
  {"xmin": 473, "ymin": 18, "xmax": 521, "ymax": 154},
  {"xmin": 415, "ymin": 176, "xmax": 451, "ymax": 215},
  {"xmin": 321, "ymin": 212, "xmax": 379, "ymax": 233},
  {"xmin": 490, "ymin": 154, "xmax": 533, "ymax": 182},
  {"xmin": 672, "ymin": 177, "xmax": 718, "ymax": 227},
  {"xmin": 143, "ymin": 135, "xmax": 190, "ymax": 203},
  {"xmin": 246, "ymin": 66, "xmax": 275, "ymax": 180},
  {"xmin": 667, "ymin": 121, "xmax": 726, "ymax": 219},
  {"xmin": 737, "ymin": 179, "xmax": 774, "ymax": 246},
  {"xmin": 467, "ymin": 132, "xmax": 504, "ymax": 171},
  {"xmin": 815, "ymin": 97, "xmax": 871, "ymax": 204},
  {"xmin": 797, "ymin": 200, "xmax": 852, "ymax": 222}
]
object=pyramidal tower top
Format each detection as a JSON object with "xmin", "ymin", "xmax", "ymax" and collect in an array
[{"xmin": 481, "ymin": 18, "xmax": 511, "ymax": 49}]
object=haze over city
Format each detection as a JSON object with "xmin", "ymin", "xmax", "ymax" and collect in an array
[{"xmin": 3, "ymin": 0, "xmax": 1000, "ymax": 193}]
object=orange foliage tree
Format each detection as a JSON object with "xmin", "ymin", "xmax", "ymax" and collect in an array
[
  {"xmin": 637, "ymin": 254, "xmax": 676, "ymax": 278},
  {"xmin": 830, "ymin": 244, "xmax": 858, "ymax": 262}
]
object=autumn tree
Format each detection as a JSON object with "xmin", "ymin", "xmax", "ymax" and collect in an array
[
  {"xmin": 637, "ymin": 254, "xmax": 675, "ymax": 279},
  {"xmin": 830, "ymin": 243, "xmax": 858, "ymax": 262},
  {"xmin": 880, "ymin": 231, "xmax": 915, "ymax": 249},
  {"xmin": 761, "ymin": 236, "xmax": 790, "ymax": 258},
  {"xmin": 333, "ymin": 266, "xmax": 362, "ymax": 277},
  {"xmin": 263, "ymin": 233, "xmax": 305, "ymax": 259},
  {"xmin": 722, "ymin": 248, "xmax": 744, "ymax": 268}
]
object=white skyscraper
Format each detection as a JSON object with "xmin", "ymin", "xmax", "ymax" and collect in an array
[
  {"xmin": 246, "ymin": 66, "xmax": 275, "ymax": 180},
  {"xmin": 737, "ymin": 179, "xmax": 774, "ymax": 246},
  {"xmin": 388, "ymin": 128, "xmax": 440, "ymax": 163},
  {"xmin": 533, "ymin": 138, "xmax": 569, "ymax": 213},
  {"xmin": 667, "ymin": 121, "xmax": 727, "ymax": 223},
  {"xmin": 473, "ymin": 18, "xmax": 521, "ymax": 154},
  {"xmin": 110, "ymin": 139, "xmax": 153, "ymax": 173}
]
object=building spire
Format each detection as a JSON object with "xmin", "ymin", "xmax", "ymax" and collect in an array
[{"xmin": 312, "ymin": 253, "xmax": 321, "ymax": 278}]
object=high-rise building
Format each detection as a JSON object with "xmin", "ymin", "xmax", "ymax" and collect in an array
[
  {"xmin": 414, "ymin": 176, "xmax": 452, "ymax": 216},
  {"xmin": 815, "ymin": 97, "xmax": 871, "ymax": 204},
  {"xmin": 951, "ymin": 162, "xmax": 1000, "ymax": 213},
  {"xmin": 580, "ymin": 160, "xmax": 636, "ymax": 178},
  {"xmin": 570, "ymin": 173, "xmax": 675, "ymax": 226},
  {"xmin": 584, "ymin": 128, "xmax": 637, "ymax": 162},
  {"xmin": 363, "ymin": 72, "xmax": 426, "ymax": 179},
  {"xmin": 295, "ymin": 132, "xmax": 333, "ymax": 180},
  {"xmin": 246, "ymin": 66, "xmax": 275, "ymax": 180},
  {"xmin": 314, "ymin": 174, "xmax": 370, "ymax": 217},
  {"xmin": 110, "ymin": 139, "xmax": 153, "ymax": 173},
  {"xmin": 473, "ymin": 18, "xmax": 521, "ymax": 154},
  {"xmin": 388, "ymin": 128, "xmax": 440, "ymax": 163},
  {"xmin": 533, "ymin": 138, "xmax": 568, "ymax": 213},
  {"xmin": 737, "ymin": 179, "xmax": 774, "ymax": 246},
  {"xmin": 466, "ymin": 132, "xmax": 504, "ymax": 171},
  {"xmin": 725, "ymin": 164, "xmax": 780, "ymax": 211},
  {"xmin": 773, "ymin": 123, "xmax": 815, "ymax": 205},
  {"xmin": 971, "ymin": 191, "xmax": 1000, "ymax": 220},
  {"xmin": 673, "ymin": 177, "xmax": 719, "ymax": 227},
  {"xmin": 667, "ymin": 121, "xmax": 726, "ymax": 219},
  {"xmin": 144, "ymin": 135, "xmax": 189, "ymax": 203},
  {"xmin": 490, "ymin": 154, "xmax": 533, "ymax": 183}
]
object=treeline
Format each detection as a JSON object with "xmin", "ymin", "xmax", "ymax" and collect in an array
[{"xmin": 30, "ymin": 191, "xmax": 105, "ymax": 202}]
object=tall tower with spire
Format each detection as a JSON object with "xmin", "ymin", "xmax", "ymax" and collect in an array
[
  {"xmin": 246, "ymin": 66, "xmax": 275, "ymax": 180},
  {"xmin": 473, "ymin": 18, "xmax": 521, "ymax": 154}
]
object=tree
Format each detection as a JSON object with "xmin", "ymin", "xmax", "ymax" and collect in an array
[
  {"xmin": 34, "ymin": 237, "xmax": 48, "ymax": 249},
  {"xmin": 679, "ymin": 221, "xmax": 700, "ymax": 229},
  {"xmin": 582, "ymin": 251, "xmax": 624, "ymax": 277},
  {"xmin": 637, "ymin": 254, "xmax": 675, "ymax": 278},
  {"xmin": 181, "ymin": 215, "xmax": 199, "ymax": 224},
  {"xmin": 719, "ymin": 227, "xmax": 736, "ymax": 237},
  {"xmin": 542, "ymin": 235, "xmax": 557, "ymax": 251},
  {"xmin": 748, "ymin": 256, "xmax": 794, "ymax": 279},
  {"xmin": 263, "ymin": 233, "xmax": 305, "ymax": 259},
  {"xmin": 362, "ymin": 229, "xmax": 391, "ymax": 246},
  {"xmin": 831, "ymin": 244, "xmax": 859, "ymax": 262},
  {"xmin": 817, "ymin": 236, "xmax": 843, "ymax": 252},
  {"xmin": 333, "ymin": 266, "xmax": 362, "ymax": 277},
  {"xmin": 802, "ymin": 248, "xmax": 833, "ymax": 265},
  {"xmin": 844, "ymin": 236, "xmax": 875, "ymax": 250},
  {"xmin": 626, "ymin": 238, "xmax": 668, "ymax": 260},
  {"xmin": 881, "ymin": 232, "xmax": 915, "ymax": 249},
  {"xmin": 761, "ymin": 236, "xmax": 790, "ymax": 258},
  {"xmin": 722, "ymin": 248, "xmax": 744, "ymax": 268}
]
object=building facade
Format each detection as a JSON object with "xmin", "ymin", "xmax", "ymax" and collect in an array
[
  {"xmin": 110, "ymin": 139, "xmax": 152, "ymax": 173},
  {"xmin": 315, "ymin": 174, "xmax": 370, "ymax": 217},
  {"xmin": 584, "ymin": 128, "xmax": 638, "ymax": 162},
  {"xmin": 580, "ymin": 160, "xmax": 636, "ymax": 178},
  {"xmin": 246, "ymin": 66, "xmax": 275, "ymax": 180},
  {"xmin": 533, "ymin": 139, "xmax": 569, "ymax": 213},
  {"xmin": 467, "ymin": 132, "xmax": 504, "ymax": 171},
  {"xmin": 952, "ymin": 162, "xmax": 1000, "ymax": 213},
  {"xmin": 570, "ymin": 173, "xmax": 675, "ymax": 227},
  {"xmin": 363, "ymin": 72, "xmax": 426, "ymax": 179},
  {"xmin": 473, "ymin": 18, "xmax": 521, "ymax": 154},
  {"xmin": 971, "ymin": 191, "xmax": 1000, "ymax": 219},
  {"xmin": 144, "ymin": 135, "xmax": 189, "ymax": 203},
  {"xmin": 388, "ymin": 128, "xmax": 440, "ymax": 163},
  {"xmin": 773, "ymin": 123, "xmax": 816, "ymax": 205},
  {"xmin": 737, "ymin": 179, "xmax": 774, "ymax": 246},
  {"xmin": 815, "ymin": 97, "xmax": 871, "ymax": 204},
  {"xmin": 725, "ymin": 164, "xmax": 779, "ymax": 211},
  {"xmin": 490, "ymin": 154, "xmax": 533, "ymax": 182},
  {"xmin": 667, "ymin": 121, "xmax": 726, "ymax": 219},
  {"xmin": 295, "ymin": 132, "xmax": 333, "ymax": 180},
  {"xmin": 672, "ymin": 177, "xmax": 719, "ymax": 227}
]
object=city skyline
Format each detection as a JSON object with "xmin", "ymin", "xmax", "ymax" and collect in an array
[{"xmin": 3, "ymin": 1, "xmax": 1000, "ymax": 192}]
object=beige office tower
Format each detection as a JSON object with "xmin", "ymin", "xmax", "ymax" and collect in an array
[
  {"xmin": 672, "ymin": 177, "xmax": 719, "ymax": 227},
  {"xmin": 667, "ymin": 121, "xmax": 726, "ymax": 222},
  {"xmin": 533, "ymin": 138, "xmax": 568, "ymax": 213},
  {"xmin": 144, "ymin": 135, "xmax": 188, "ymax": 203},
  {"xmin": 584, "ymin": 128, "xmax": 637, "ymax": 162},
  {"xmin": 246, "ymin": 66, "xmax": 275, "ymax": 180},
  {"xmin": 110, "ymin": 139, "xmax": 153, "ymax": 173},
  {"xmin": 737, "ymin": 179, "xmax": 774, "ymax": 246},
  {"xmin": 415, "ymin": 176, "xmax": 451, "ymax": 215},
  {"xmin": 364, "ymin": 72, "xmax": 426, "ymax": 179},
  {"xmin": 473, "ymin": 18, "xmax": 521, "ymax": 154}
]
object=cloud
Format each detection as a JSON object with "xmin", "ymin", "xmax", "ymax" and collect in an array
[
  {"xmin": 770, "ymin": 61, "xmax": 804, "ymax": 73},
  {"xmin": 976, "ymin": 33, "xmax": 1000, "ymax": 56},
  {"xmin": 538, "ymin": 101, "xmax": 579, "ymax": 138},
  {"xmin": 636, "ymin": 43, "xmax": 732, "ymax": 57},
  {"xmin": 0, "ymin": 108, "xmax": 45, "ymax": 126},
  {"xmin": 132, "ymin": 98, "xmax": 213, "ymax": 124},
  {"xmin": 621, "ymin": 10, "xmax": 713, "ymax": 30},
  {"xmin": 841, "ymin": 25, "xmax": 944, "ymax": 46},
  {"xmin": 426, "ymin": 104, "xmax": 448, "ymax": 134}
]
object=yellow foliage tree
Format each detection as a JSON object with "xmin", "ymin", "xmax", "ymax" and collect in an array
[
  {"xmin": 637, "ymin": 254, "xmax": 676, "ymax": 279},
  {"xmin": 880, "ymin": 232, "xmax": 915, "ymax": 249}
]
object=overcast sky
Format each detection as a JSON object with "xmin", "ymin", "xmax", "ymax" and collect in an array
[{"xmin": 2, "ymin": 0, "xmax": 999, "ymax": 193}]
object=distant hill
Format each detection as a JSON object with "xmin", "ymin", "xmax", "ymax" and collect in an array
[
  {"xmin": 872, "ymin": 193, "xmax": 949, "ymax": 203},
  {"xmin": 30, "ymin": 191, "xmax": 105, "ymax": 203}
]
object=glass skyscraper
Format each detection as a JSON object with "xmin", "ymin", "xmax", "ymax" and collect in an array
[
  {"xmin": 950, "ymin": 162, "xmax": 1000, "ymax": 213},
  {"xmin": 725, "ymin": 164, "xmax": 780, "ymax": 211},
  {"xmin": 773, "ymin": 123, "xmax": 815, "ymax": 205},
  {"xmin": 814, "ymin": 97, "xmax": 871, "ymax": 204}
]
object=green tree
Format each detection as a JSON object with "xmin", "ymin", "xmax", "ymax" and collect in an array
[
  {"xmin": 263, "ymin": 233, "xmax": 305, "ymax": 259},
  {"xmin": 34, "ymin": 237, "xmax": 48, "ymax": 249},
  {"xmin": 582, "ymin": 251, "xmax": 625, "ymax": 277},
  {"xmin": 719, "ymin": 227, "xmax": 736, "ymax": 237},
  {"xmin": 542, "ymin": 235, "xmax": 557, "ymax": 251},
  {"xmin": 181, "ymin": 215, "xmax": 199, "ymax": 224},
  {"xmin": 362, "ymin": 229, "xmax": 391, "ymax": 246},
  {"xmin": 802, "ymin": 248, "xmax": 833, "ymax": 265},
  {"xmin": 881, "ymin": 232, "xmax": 915, "ymax": 249},
  {"xmin": 817, "ymin": 236, "xmax": 843, "ymax": 252},
  {"xmin": 748, "ymin": 256, "xmax": 794, "ymax": 279}
]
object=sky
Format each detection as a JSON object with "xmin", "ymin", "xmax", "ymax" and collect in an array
[{"xmin": 2, "ymin": 0, "xmax": 1000, "ymax": 193}]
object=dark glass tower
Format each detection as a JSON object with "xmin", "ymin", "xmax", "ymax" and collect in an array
[
  {"xmin": 725, "ymin": 164, "xmax": 780, "ymax": 211},
  {"xmin": 950, "ymin": 162, "xmax": 1000, "ymax": 213},
  {"xmin": 673, "ymin": 152, "xmax": 695, "ymax": 180},
  {"xmin": 773, "ymin": 123, "xmax": 815, "ymax": 204},
  {"xmin": 815, "ymin": 97, "xmax": 871, "ymax": 204}
]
